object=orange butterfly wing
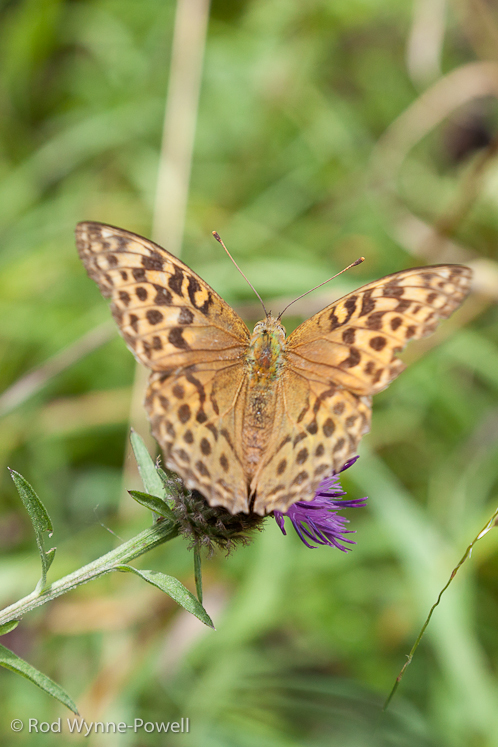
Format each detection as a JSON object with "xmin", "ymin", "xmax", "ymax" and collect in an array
[
  {"xmin": 251, "ymin": 265, "xmax": 472, "ymax": 513},
  {"xmin": 286, "ymin": 265, "xmax": 472, "ymax": 396},
  {"xmin": 76, "ymin": 222, "xmax": 252, "ymax": 512}
]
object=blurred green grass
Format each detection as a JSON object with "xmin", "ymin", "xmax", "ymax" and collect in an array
[{"xmin": 1, "ymin": 0, "xmax": 498, "ymax": 745}]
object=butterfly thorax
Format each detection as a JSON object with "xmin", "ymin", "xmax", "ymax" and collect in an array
[
  {"xmin": 246, "ymin": 316, "xmax": 286, "ymax": 383},
  {"xmin": 243, "ymin": 316, "xmax": 286, "ymax": 478}
]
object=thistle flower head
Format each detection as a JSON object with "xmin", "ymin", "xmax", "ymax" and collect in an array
[
  {"xmin": 171, "ymin": 483, "xmax": 267, "ymax": 555},
  {"xmin": 274, "ymin": 457, "xmax": 367, "ymax": 550}
]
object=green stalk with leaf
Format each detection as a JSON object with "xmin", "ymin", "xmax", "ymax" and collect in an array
[{"xmin": 0, "ymin": 431, "xmax": 215, "ymax": 713}]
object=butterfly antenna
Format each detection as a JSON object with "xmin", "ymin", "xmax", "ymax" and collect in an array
[
  {"xmin": 212, "ymin": 231, "xmax": 268, "ymax": 317},
  {"xmin": 277, "ymin": 257, "xmax": 365, "ymax": 320}
]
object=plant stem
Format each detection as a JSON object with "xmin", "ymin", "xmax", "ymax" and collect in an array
[{"xmin": 0, "ymin": 519, "xmax": 180, "ymax": 626}]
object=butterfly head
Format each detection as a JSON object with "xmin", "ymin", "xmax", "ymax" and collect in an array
[{"xmin": 251, "ymin": 314, "xmax": 286, "ymax": 341}]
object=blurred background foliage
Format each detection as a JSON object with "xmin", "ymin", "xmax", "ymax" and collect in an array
[{"xmin": 1, "ymin": 0, "xmax": 498, "ymax": 744}]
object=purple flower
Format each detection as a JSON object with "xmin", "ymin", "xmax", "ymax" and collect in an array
[{"xmin": 274, "ymin": 457, "xmax": 367, "ymax": 550}]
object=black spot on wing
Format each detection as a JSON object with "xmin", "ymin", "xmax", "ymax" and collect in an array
[
  {"xmin": 328, "ymin": 296, "xmax": 357, "ymax": 331},
  {"xmin": 359, "ymin": 290, "xmax": 375, "ymax": 317},
  {"xmin": 341, "ymin": 347, "xmax": 361, "ymax": 368},
  {"xmin": 395, "ymin": 299, "xmax": 411, "ymax": 313},
  {"xmin": 323, "ymin": 418, "xmax": 335, "ymax": 437},
  {"xmin": 343, "ymin": 295, "xmax": 358, "ymax": 322},
  {"xmin": 178, "ymin": 307, "xmax": 194, "ymax": 324},
  {"xmin": 168, "ymin": 266, "xmax": 184, "ymax": 295},
  {"xmin": 188, "ymin": 276, "xmax": 213, "ymax": 316},
  {"xmin": 153, "ymin": 284, "xmax": 173, "ymax": 305},
  {"xmin": 178, "ymin": 404, "xmax": 191, "ymax": 423},
  {"xmin": 329, "ymin": 307, "xmax": 340, "ymax": 331},
  {"xmin": 342, "ymin": 328, "xmax": 356, "ymax": 344},
  {"xmin": 146, "ymin": 309, "xmax": 163, "ymax": 325},
  {"xmin": 369, "ymin": 336, "xmax": 386, "ymax": 351},
  {"xmin": 142, "ymin": 255, "xmax": 163, "ymax": 271},
  {"xmin": 168, "ymin": 327, "xmax": 189, "ymax": 349},
  {"xmin": 383, "ymin": 284, "xmax": 404, "ymax": 299},
  {"xmin": 200, "ymin": 438, "xmax": 211, "ymax": 456},
  {"xmin": 366, "ymin": 312, "xmax": 385, "ymax": 331},
  {"xmin": 132, "ymin": 268, "xmax": 146, "ymax": 282}
]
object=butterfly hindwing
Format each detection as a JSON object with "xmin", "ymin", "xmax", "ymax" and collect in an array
[
  {"xmin": 146, "ymin": 363, "xmax": 250, "ymax": 513},
  {"xmin": 251, "ymin": 372, "xmax": 371, "ymax": 513}
]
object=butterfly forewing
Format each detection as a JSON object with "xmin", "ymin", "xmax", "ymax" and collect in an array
[
  {"xmin": 286, "ymin": 265, "xmax": 472, "ymax": 396},
  {"xmin": 76, "ymin": 222, "xmax": 250, "ymax": 371}
]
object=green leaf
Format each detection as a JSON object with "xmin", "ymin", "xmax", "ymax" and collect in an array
[
  {"xmin": 114, "ymin": 565, "xmax": 214, "ymax": 628},
  {"xmin": 0, "ymin": 621, "xmax": 19, "ymax": 636},
  {"xmin": 0, "ymin": 643, "xmax": 78, "ymax": 714},
  {"xmin": 128, "ymin": 490, "xmax": 175, "ymax": 520},
  {"xmin": 194, "ymin": 545, "xmax": 203, "ymax": 603},
  {"xmin": 9, "ymin": 470, "xmax": 56, "ymax": 593},
  {"xmin": 130, "ymin": 430, "xmax": 166, "ymax": 499}
]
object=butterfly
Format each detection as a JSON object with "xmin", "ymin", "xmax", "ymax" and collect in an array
[{"xmin": 76, "ymin": 222, "xmax": 472, "ymax": 515}]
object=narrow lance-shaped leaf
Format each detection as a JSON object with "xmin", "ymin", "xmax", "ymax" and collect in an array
[
  {"xmin": 114, "ymin": 565, "xmax": 214, "ymax": 628},
  {"xmin": 0, "ymin": 621, "xmax": 19, "ymax": 636},
  {"xmin": 130, "ymin": 429, "xmax": 166, "ymax": 499},
  {"xmin": 128, "ymin": 490, "xmax": 175, "ymax": 521},
  {"xmin": 9, "ymin": 470, "xmax": 56, "ymax": 593},
  {"xmin": 0, "ymin": 643, "xmax": 78, "ymax": 714}
]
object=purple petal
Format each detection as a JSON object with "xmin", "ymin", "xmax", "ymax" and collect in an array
[{"xmin": 274, "ymin": 457, "xmax": 367, "ymax": 550}]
